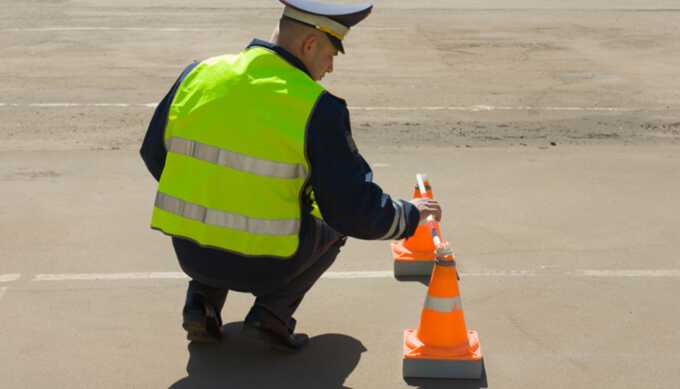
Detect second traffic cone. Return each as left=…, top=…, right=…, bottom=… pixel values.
left=392, top=174, right=438, bottom=278
left=402, top=226, right=483, bottom=379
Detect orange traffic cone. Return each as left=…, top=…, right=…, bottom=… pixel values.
left=392, top=174, right=439, bottom=277
left=402, top=222, right=483, bottom=379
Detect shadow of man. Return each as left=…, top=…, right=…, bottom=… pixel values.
left=170, top=322, right=366, bottom=389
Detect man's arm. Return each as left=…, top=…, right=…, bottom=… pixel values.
left=140, top=62, right=198, bottom=181
left=306, top=92, right=420, bottom=240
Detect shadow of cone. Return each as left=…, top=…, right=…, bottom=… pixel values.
left=402, top=241, right=483, bottom=379
left=393, top=175, right=439, bottom=278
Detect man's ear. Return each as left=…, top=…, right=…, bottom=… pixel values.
left=301, top=34, right=318, bottom=56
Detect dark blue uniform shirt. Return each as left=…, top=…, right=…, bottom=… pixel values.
left=140, top=40, right=418, bottom=266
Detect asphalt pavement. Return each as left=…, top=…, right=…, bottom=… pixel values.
left=1, top=1, right=679, bottom=388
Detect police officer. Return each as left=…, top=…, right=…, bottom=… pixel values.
left=140, top=0, right=442, bottom=351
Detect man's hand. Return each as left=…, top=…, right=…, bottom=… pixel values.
left=409, top=198, right=442, bottom=223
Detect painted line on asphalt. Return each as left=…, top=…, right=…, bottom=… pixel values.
left=464, top=270, right=538, bottom=277
left=465, top=269, right=680, bottom=277
left=1, top=27, right=227, bottom=32
left=0, top=287, right=7, bottom=302
left=349, top=105, right=672, bottom=112
left=0, top=274, right=21, bottom=283
left=30, top=269, right=680, bottom=282
left=0, top=102, right=675, bottom=112
left=580, top=269, right=680, bottom=277
left=323, top=271, right=393, bottom=279
left=1, top=26, right=409, bottom=33
left=34, top=272, right=187, bottom=281
left=0, top=103, right=157, bottom=108
left=31, top=271, right=394, bottom=282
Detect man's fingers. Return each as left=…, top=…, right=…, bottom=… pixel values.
left=420, top=207, right=442, bottom=222
left=409, top=198, right=443, bottom=222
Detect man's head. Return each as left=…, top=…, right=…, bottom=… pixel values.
left=273, top=17, right=338, bottom=81
left=272, top=1, right=373, bottom=81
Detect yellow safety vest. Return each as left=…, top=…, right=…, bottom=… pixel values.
left=151, top=47, right=324, bottom=258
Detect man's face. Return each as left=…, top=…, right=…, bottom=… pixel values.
left=301, top=34, right=338, bottom=81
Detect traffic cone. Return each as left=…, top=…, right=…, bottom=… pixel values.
left=392, top=174, right=439, bottom=277
left=402, top=224, right=483, bottom=379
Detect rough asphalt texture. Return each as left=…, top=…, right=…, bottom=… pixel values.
left=1, top=1, right=679, bottom=388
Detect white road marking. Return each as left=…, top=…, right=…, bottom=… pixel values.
left=32, top=271, right=395, bottom=281
left=0, top=274, right=21, bottom=283
left=348, top=105, right=672, bottom=112
left=1, top=27, right=227, bottom=32
left=0, top=287, right=7, bottom=301
left=464, top=270, right=538, bottom=277
left=0, top=103, right=144, bottom=108
left=580, top=269, right=680, bottom=277
left=1, top=26, right=409, bottom=33
left=29, top=269, right=680, bottom=282
left=34, top=272, right=188, bottom=281
left=323, top=271, right=393, bottom=279
left=372, top=163, right=391, bottom=168
left=0, top=102, right=675, bottom=112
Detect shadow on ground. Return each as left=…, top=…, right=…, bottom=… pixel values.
left=404, top=361, right=488, bottom=389
left=170, top=322, right=366, bottom=389
left=395, top=275, right=431, bottom=287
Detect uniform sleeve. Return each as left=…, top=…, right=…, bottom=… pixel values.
left=307, top=93, right=420, bottom=240
left=140, top=62, right=198, bottom=181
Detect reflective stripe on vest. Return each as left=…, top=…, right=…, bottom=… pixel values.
left=424, top=295, right=463, bottom=313
left=155, top=192, right=299, bottom=236
left=166, top=137, right=307, bottom=179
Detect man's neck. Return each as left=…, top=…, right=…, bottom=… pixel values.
left=246, top=39, right=312, bottom=78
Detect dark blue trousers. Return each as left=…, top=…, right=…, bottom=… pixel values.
left=172, top=217, right=345, bottom=331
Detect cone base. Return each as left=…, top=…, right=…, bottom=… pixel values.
left=402, top=329, right=483, bottom=379
left=394, top=259, right=435, bottom=278
left=391, top=240, right=435, bottom=261
left=403, top=356, right=483, bottom=379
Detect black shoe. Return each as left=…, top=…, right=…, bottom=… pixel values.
left=182, top=295, right=223, bottom=343
left=241, top=307, right=309, bottom=351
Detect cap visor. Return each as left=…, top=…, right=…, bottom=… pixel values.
left=327, top=33, right=345, bottom=54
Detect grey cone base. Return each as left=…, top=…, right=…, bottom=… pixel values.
left=394, top=259, right=435, bottom=278
left=403, top=357, right=483, bottom=379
